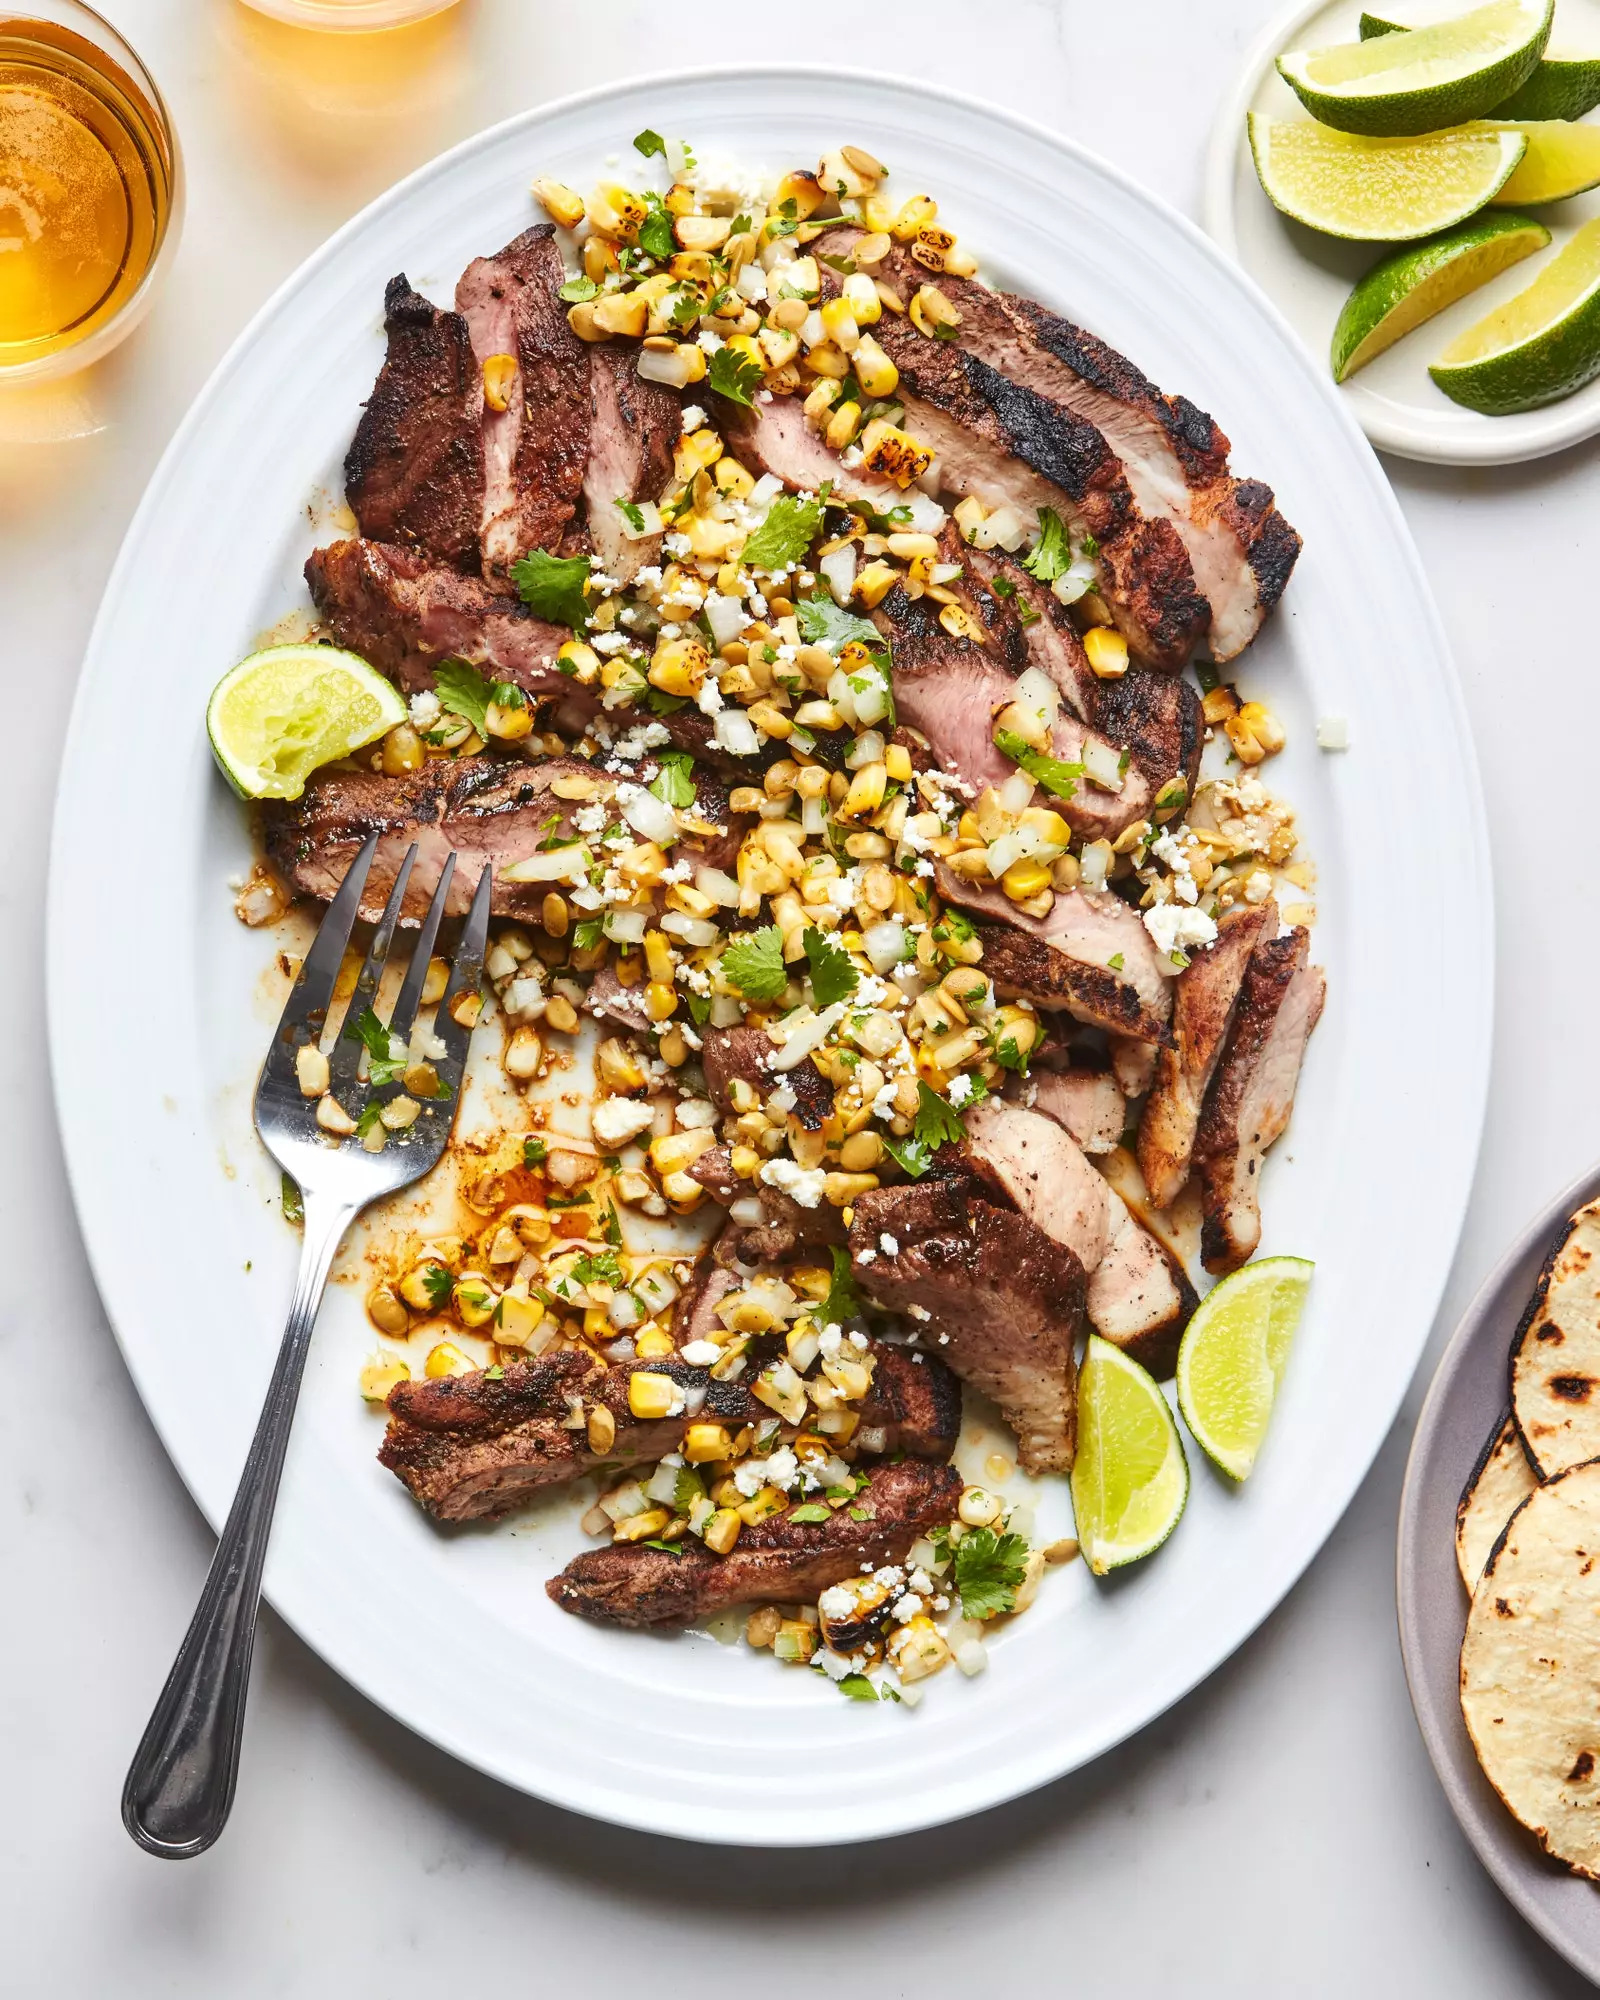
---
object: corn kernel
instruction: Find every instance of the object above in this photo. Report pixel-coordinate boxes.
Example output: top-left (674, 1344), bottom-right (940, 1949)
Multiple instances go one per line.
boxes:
top-left (481, 352), bottom-right (518, 412)
top-left (859, 419), bottom-right (933, 489)
top-left (802, 341), bottom-right (850, 380)
top-left (825, 399), bottom-right (862, 450)
top-left (854, 559), bottom-right (899, 608)
top-left (628, 1372), bottom-right (678, 1420)
top-left (1002, 858), bottom-right (1053, 902)
top-left (737, 1484), bottom-right (787, 1525)
top-left (884, 742), bottom-right (912, 783)
top-left (494, 1284), bottom-right (544, 1348)
top-left (820, 297), bottom-right (861, 353)
top-left (359, 1354), bottom-right (411, 1402)
top-left (295, 1042), bottom-right (329, 1098)
top-left (424, 1340), bottom-right (473, 1380)
top-left (774, 169), bottom-right (825, 219)
top-left (593, 289), bottom-right (648, 338)
top-left (684, 1423), bottom-right (733, 1463)
top-left (532, 178), bottom-right (586, 229)
top-left (704, 1508), bottom-right (742, 1554)
top-left (912, 223), bottom-right (957, 272)
top-left (452, 1272), bottom-right (498, 1328)
top-left (556, 639), bottom-right (599, 685)
top-left (635, 1326), bottom-right (676, 1359)
top-left (614, 1508), bottom-right (672, 1542)
top-left (891, 194), bottom-right (938, 241)
top-left (1084, 627), bottom-right (1129, 679)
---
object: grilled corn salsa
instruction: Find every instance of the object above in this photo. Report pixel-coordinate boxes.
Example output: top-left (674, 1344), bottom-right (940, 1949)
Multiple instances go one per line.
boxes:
top-left (268, 134), bottom-right (1313, 1701)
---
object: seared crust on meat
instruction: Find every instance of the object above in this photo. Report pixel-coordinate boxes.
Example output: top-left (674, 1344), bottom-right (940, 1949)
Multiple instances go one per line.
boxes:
top-left (547, 1461), bottom-right (962, 1627)
top-left (383, 1345), bottom-right (961, 1522)
top-left (1086, 1191), bottom-right (1198, 1380)
top-left (304, 537), bottom-right (569, 696)
top-left (959, 1098), bottom-right (1111, 1273)
top-left (969, 915), bottom-right (1174, 1045)
top-left (583, 346), bottom-right (680, 582)
top-left (344, 276), bottom-right (486, 567)
top-left (262, 754), bottom-right (744, 925)
top-left (850, 1179), bottom-right (1086, 1472)
top-left (702, 1025), bottom-right (834, 1132)
top-left (1195, 927), bottom-right (1325, 1273)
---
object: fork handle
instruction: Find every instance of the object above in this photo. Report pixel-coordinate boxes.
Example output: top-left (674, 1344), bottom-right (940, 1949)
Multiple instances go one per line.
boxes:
top-left (121, 1191), bottom-right (357, 1858)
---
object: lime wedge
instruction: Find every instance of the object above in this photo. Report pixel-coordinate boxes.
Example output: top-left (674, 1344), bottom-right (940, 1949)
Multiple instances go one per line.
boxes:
top-left (1331, 211), bottom-right (1549, 379)
top-left (1480, 119), bottom-right (1600, 203)
top-left (1249, 114), bottom-right (1527, 239)
top-left (1278, 0), bottom-right (1552, 136)
top-left (1070, 1335), bottom-right (1189, 1575)
top-left (1430, 214), bottom-right (1600, 410)
top-left (1176, 1257), bottom-right (1313, 1481)
top-left (206, 643), bottom-right (406, 800)
top-left (1362, 13), bottom-right (1600, 120)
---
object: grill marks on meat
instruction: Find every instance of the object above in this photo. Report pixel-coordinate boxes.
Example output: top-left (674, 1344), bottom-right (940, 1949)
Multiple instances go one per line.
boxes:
top-left (263, 753), bottom-right (744, 926)
top-left (1195, 926), bottom-right (1325, 1274)
top-left (875, 582), bottom-right (1153, 844)
top-left (582, 347), bottom-right (680, 582)
top-left (305, 538), bottom-right (570, 699)
top-left (1137, 901), bottom-right (1277, 1210)
top-left (548, 1461), bottom-right (961, 1628)
top-left (344, 277), bottom-right (486, 566)
top-left (455, 225), bottom-right (591, 586)
top-left (383, 1344), bottom-right (961, 1523)
top-left (702, 1025), bottom-right (834, 1131)
top-left (851, 1178), bottom-right (1086, 1473)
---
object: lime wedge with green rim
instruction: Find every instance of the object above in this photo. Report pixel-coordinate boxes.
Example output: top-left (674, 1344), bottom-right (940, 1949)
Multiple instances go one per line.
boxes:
top-left (1331, 211), bottom-right (1549, 380)
top-left (1362, 13), bottom-right (1600, 121)
top-left (1070, 1335), bottom-right (1189, 1575)
top-left (1482, 119), bottom-right (1600, 204)
top-left (1249, 114), bottom-right (1527, 240)
top-left (1278, 0), bottom-right (1552, 136)
top-left (1431, 214), bottom-right (1600, 411)
top-left (1176, 1256), bottom-right (1313, 1482)
top-left (206, 643), bottom-right (406, 800)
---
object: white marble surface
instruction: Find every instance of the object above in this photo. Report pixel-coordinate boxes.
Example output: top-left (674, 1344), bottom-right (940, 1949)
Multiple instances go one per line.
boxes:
top-left (7, 1), bottom-right (1600, 1990)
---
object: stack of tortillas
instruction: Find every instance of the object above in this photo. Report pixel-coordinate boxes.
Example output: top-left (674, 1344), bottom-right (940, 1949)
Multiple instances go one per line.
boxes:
top-left (1460, 1198), bottom-right (1600, 1878)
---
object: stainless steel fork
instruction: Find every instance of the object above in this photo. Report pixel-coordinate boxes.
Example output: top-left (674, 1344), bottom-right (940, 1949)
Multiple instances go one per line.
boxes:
top-left (121, 835), bottom-right (491, 1859)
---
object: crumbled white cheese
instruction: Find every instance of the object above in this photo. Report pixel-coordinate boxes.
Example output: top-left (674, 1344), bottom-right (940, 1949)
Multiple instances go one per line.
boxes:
top-left (679, 1339), bottom-right (720, 1366)
top-left (591, 1098), bottom-right (655, 1148)
top-left (855, 1246), bottom-right (877, 1265)
top-left (878, 1232), bottom-right (899, 1257)
top-left (891, 1593), bottom-right (923, 1624)
top-left (1142, 903), bottom-right (1218, 962)
top-left (946, 1073), bottom-right (976, 1109)
top-left (818, 1584), bottom-right (856, 1619)
top-left (759, 1157), bottom-right (827, 1209)
top-left (680, 404), bottom-right (706, 433)
top-left (408, 689), bottom-right (441, 728)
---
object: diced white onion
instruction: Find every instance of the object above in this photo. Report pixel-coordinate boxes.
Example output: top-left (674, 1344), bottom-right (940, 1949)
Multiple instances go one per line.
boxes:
top-left (637, 346), bottom-right (697, 390)
top-left (661, 911), bottom-right (719, 947)
top-left (973, 504), bottom-right (1026, 552)
top-left (999, 770), bottom-right (1035, 815)
top-left (636, 1267), bottom-right (680, 1315)
top-left (695, 866), bottom-right (741, 907)
top-left (617, 499), bottom-right (662, 540)
top-left (734, 262), bottom-right (768, 301)
top-left (917, 456), bottom-right (941, 495)
top-left (800, 309), bottom-right (826, 350)
top-left (801, 794), bottom-right (827, 837)
top-left (607, 1291), bottom-right (643, 1330)
top-left (621, 788), bottom-right (679, 846)
top-left (714, 709), bottom-right (761, 756)
top-left (863, 920), bottom-right (906, 974)
top-left (749, 473), bottom-right (783, 510)
top-left (710, 994), bottom-right (744, 1027)
top-left (819, 545), bottom-right (857, 604)
top-left (905, 493), bottom-right (946, 534)
top-left (826, 667), bottom-right (860, 727)
top-left (986, 831), bottom-right (1026, 878)
top-left (770, 1002), bottom-right (845, 1072)
top-left (1054, 557), bottom-right (1095, 605)
top-left (1081, 738), bottom-right (1125, 794)
top-left (846, 729), bottom-right (885, 770)
top-left (849, 669), bottom-right (890, 728)
top-left (646, 1462), bottom-right (681, 1504)
top-left (501, 842), bottom-right (592, 884)
top-left (704, 591), bottom-right (746, 648)
top-left (603, 908), bottom-right (648, 945)
top-left (1079, 840), bottom-right (1112, 891)
top-left (683, 1382), bottom-right (708, 1416)
top-left (1013, 665), bottom-right (1061, 723)
top-left (730, 1196), bottom-right (766, 1226)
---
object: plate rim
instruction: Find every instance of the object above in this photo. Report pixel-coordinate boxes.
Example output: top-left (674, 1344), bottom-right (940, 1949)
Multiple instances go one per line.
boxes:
top-left (49, 60), bottom-right (1496, 1844)
top-left (1398, 1158), bottom-right (1600, 1982)
top-left (1202, 0), bottom-right (1600, 467)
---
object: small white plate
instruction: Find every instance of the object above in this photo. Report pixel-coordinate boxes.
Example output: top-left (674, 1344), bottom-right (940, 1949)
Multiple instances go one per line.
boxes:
top-left (50, 66), bottom-right (1492, 1845)
top-left (1205, 0), bottom-right (1600, 464)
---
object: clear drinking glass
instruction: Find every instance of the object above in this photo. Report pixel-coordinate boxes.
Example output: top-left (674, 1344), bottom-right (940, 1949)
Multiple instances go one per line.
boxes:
top-left (0, 0), bottom-right (182, 381)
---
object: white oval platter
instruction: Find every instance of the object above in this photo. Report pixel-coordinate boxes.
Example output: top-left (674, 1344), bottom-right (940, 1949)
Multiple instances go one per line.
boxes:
top-left (1206, 0), bottom-right (1600, 466)
top-left (48, 66), bottom-right (1491, 1845)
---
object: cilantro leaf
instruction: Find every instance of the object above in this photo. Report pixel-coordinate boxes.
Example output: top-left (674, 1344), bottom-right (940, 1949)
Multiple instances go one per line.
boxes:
top-left (820, 1245), bottom-right (861, 1326)
top-left (558, 274), bottom-right (597, 303)
top-left (836, 1672), bottom-right (880, 1701)
top-left (933, 906), bottom-right (976, 944)
top-left (637, 195), bottom-right (677, 262)
top-left (803, 926), bottom-right (858, 1008)
top-left (706, 343), bottom-right (764, 409)
top-left (571, 1250), bottom-right (625, 1287)
top-left (572, 918), bottom-right (604, 950)
top-left (722, 924), bottom-right (789, 1002)
top-left (546, 1190), bottom-right (593, 1209)
top-left (642, 1539), bottom-right (683, 1556)
top-left (994, 726), bottom-right (1083, 804)
top-left (356, 1101), bottom-right (384, 1139)
top-left (523, 1137), bottom-right (548, 1167)
top-left (954, 1526), bottom-right (1030, 1619)
top-left (280, 1173), bottom-right (303, 1226)
top-left (484, 1363), bottom-right (505, 1381)
top-left (741, 492), bottom-right (823, 572)
top-left (511, 548), bottom-right (591, 631)
top-left (343, 1006), bottom-right (405, 1085)
top-left (685, 992), bottom-right (712, 1025)
top-left (912, 1080), bottom-right (965, 1153)
top-left (993, 1032), bottom-right (1030, 1077)
top-left (633, 127), bottom-right (666, 158)
top-left (603, 1203), bottom-right (623, 1248)
top-left (649, 750), bottom-right (697, 810)
top-left (1108, 952), bottom-right (1125, 972)
top-left (795, 593), bottom-right (880, 650)
top-left (1020, 507), bottom-right (1072, 585)
top-left (673, 1467), bottom-right (705, 1512)
top-left (788, 1503), bottom-right (831, 1523)
top-left (432, 658), bottom-right (494, 735)
top-left (421, 1263), bottom-right (454, 1308)
top-left (882, 1131), bottom-right (934, 1179)
top-left (615, 497), bottom-right (646, 533)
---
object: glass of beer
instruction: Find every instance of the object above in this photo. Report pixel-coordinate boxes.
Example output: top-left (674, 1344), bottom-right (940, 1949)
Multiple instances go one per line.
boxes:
top-left (238, 0), bottom-right (461, 27)
top-left (0, 1), bottom-right (181, 379)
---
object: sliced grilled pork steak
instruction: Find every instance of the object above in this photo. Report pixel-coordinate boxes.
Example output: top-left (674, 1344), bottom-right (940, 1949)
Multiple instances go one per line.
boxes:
top-left (383, 1345), bottom-right (961, 1523)
top-left (264, 754), bottom-right (743, 926)
top-left (959, 1098), bottom-right (1111, 1273)
top-left (1194, 926), bottom-right (1325, 1274)
top-left (1023, 1064), bottom-right (1125, 1156)
top-left (851, 1178), bottom-right (1086, 1473)
top-left (548, 1460), bottom-right (961, 1628)
top-left (701, 1024), bottom-right (834, 1131)
top-left (723, 394), bottom-right (905, 515)
top-left (343, 276), bottom-right (486, 567)
top-left (455, 225), bottom-right (591, 585)
top-left (1086, 1189), bottom-right (1198, 1378)
top-left (305, 538), bottom-right (570, 698)
top-left (583, 347), bottom-right (680, 583)
top-left (874, 582), bottom-right (1153, 843)
top-left (1137, 901), bottom-right (1277, 1210)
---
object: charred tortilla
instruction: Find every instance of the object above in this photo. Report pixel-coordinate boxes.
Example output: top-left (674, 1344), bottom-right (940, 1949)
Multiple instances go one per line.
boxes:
top-left (1456, 1413), bottom-right (1537, 1592)
top-left (1460, 1458), bottom-right (1600, 1879)
top-left (1511, 1199), bottom-right (1600, 1478)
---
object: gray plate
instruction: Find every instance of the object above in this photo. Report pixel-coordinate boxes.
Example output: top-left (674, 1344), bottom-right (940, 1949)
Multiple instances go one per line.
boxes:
top-left (1399, 1161), bottom-right (1600, 1986)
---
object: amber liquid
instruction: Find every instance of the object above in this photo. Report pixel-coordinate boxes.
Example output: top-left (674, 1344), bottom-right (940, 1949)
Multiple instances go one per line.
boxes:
top-left (0, 18), bottom-right (173, 367)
